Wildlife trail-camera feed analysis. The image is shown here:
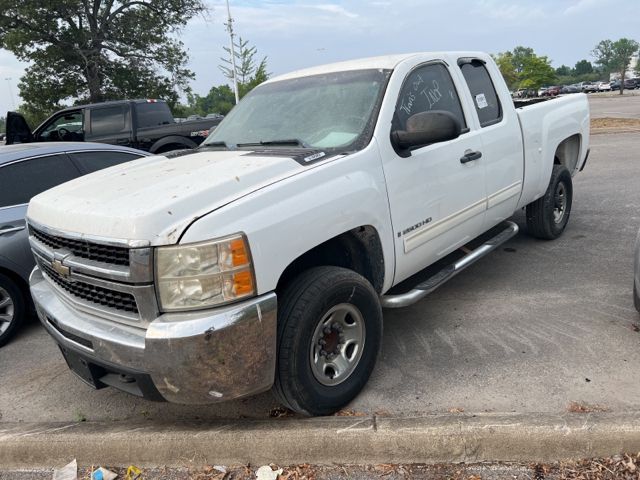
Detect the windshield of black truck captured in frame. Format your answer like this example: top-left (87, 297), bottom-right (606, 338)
top-left (204, 69), bottom-right (391, 151)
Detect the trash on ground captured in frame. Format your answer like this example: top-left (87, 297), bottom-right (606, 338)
top-left (125, 465), bottom-right (142, 480)
top-left (213, 466), bottom-right (227, 474)
top-left (91, 467), bottom-right (117, 480)
top-left (255, 465), bottom-right (283, 480)
top-left (52, 459), bottom-right (77, 480)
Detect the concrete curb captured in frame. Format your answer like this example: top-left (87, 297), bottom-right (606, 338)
top-left (2, 412), bottom-right (640, 468)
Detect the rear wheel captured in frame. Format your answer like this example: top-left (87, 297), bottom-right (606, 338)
top-left (526, 164), bottom-right (573, 240)
top-left (0, 273), bottom-right (26, 347)
top-left (273, 266), bottom-right (383, 416)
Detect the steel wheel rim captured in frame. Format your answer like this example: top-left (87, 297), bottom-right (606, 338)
top-left (0, 286), bottom-right (15, 335)
top-left (553, 182), bottom-right (567, 224)
top-left (310, 303), bottom-right (366, 387)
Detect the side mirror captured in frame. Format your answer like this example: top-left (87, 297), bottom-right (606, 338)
top-left (391, 110), bottom-right (462, 152)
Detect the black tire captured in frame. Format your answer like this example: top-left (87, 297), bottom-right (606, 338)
top-left (273, 266), bottom-right (383, 416)
top-left (526, 164), bottom-right (573, 240)
top-left (634, 280), bottom-right (640, 314)
top-left (0, 273), bottom-right (26, 348)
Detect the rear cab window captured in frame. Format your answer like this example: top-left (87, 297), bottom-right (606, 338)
top-left (134, 102), bottom-right (174, 129)
top-left (392, 62), bottom-right (467, 133)
top-left (459, 59), bottom-right (502, 127)
top-left (88, 105), bottom-right (130, 137)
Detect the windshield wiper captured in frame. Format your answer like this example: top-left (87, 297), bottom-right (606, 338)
top-left (199, 141), bottom-right (233, 150)
top-left (236, 139), bottom-right (310, 148)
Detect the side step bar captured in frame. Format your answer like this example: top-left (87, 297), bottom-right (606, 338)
top-left (381, 221), bottom-right (519, 309)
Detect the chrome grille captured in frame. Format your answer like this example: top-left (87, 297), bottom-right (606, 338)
top-left (40, 261), bottom-right (139, 315)
top-left (31, 226), bottom-right (130, 266)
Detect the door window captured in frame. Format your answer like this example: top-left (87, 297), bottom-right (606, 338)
top-left (69, 150), bottom-right (143, 174)
top-left (39, 112), bottom-right (84, 141)
top-left (0, 155), bottom-right (80, 208)
top-left (135, 102), bottom-right (174, 128)
top-left (393, 63), bottom-right (467, 132)
top-left (460, 60), bottom-right (502, 127)
top-left (90, 106), bottom-right (128, 136)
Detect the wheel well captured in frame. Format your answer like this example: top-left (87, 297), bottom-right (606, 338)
top-left (276, 226), bottom-right (385, 294)
top-left (554, 134), bottom-right (581, 171)
top-left (0, 266), bottom-right (29, 303)
top-left (154, 143), bottom-right (187, 154)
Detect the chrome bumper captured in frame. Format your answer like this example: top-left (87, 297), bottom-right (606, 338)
top-left (30, 267), bottom-right (278, 404)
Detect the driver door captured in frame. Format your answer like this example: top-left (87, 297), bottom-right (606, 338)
top-left (382, 62), bottom-right (487, 284)
top-left (34, 110), bottom-right (84, 142)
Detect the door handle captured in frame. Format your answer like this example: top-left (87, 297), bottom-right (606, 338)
top-left (460, 150), bottom-right (482, 164)
top-left (0, 226), bottom-right (25, 236)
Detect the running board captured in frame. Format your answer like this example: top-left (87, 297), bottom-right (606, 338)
top-left (381, 221), bottom-right (519, 309)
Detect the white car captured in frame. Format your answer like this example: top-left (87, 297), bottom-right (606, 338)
top-left (27, 51), bottom-right (590, 415)
top-left (598, 81), bottom-right (612, 92)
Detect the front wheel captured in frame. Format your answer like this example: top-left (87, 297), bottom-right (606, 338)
top-left (526, 164), bottom-right (573, 240)
top-left (273, 267), bottom-right (383, 416)
top-left (0, 273), bottom-right (26, 347)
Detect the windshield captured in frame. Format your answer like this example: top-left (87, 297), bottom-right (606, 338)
top-left (204, 69), bottom-right (391, 151)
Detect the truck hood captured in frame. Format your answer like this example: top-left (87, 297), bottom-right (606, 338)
top-left (27, 149), bottom-right (305, 245)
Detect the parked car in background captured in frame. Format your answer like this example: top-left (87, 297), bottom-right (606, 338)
top-left (610, 80), bottom-right (622, 91)
top-left (598, 82), bottom-right (612, 92)
top-left (6, 99), bottom-right (223, 154)
top-left (0, 142), bottom-right (149, 346)
top-left (583, 83), bottom-right (600, 93)
top-left (561, 85), bottom-right (579, 94)
top-left (537, 87), bottom-right (548, 97)
top-left (544, 86), bottom-right (562, 96)
top-left (624, 78), bottom-right (638, 89)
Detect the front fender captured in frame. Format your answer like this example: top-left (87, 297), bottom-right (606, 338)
top-left (179, 148), bottom-right (396, 294)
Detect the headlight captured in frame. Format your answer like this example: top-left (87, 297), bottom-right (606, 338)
top-left (156, 234), bottom-right (255, 311)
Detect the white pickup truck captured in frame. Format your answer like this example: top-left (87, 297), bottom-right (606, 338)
top-left (27, 52), bottom-right (589, 415)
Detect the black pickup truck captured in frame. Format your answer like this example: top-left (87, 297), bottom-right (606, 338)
top-left (5, 99), bottom-right (222, 154)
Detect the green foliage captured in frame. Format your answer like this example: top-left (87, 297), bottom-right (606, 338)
top-left (574, 59), bottom-right (594, 75)
top-left (555, 65), bottom-right (571, 76)
top-left (494, 47), bottom-right (555, 90)
top-left (519, 55), bottom-right (556, 90)
top-left (185, 84), bottom-right (236, 117)
top-left (492, 52), bottom-right (518, 88)
top-left (0, 0), bottom-right (206, 118)
top-left (592, 38), bottom-right (639, 75)
top-left (219, 37), bottom-right (269, 97)
top-left (0, 116), bottom-right (5, 133)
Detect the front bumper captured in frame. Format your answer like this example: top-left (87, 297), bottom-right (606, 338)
top-left (30, 267), bottom-right (278, 404)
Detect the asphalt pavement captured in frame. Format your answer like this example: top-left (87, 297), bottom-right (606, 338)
top-left (1, 130), bottom-right (639, 425)
top-left (589, 92), bottom-right (640, 118)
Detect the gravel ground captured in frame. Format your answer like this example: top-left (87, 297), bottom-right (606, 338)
top-left (3, 454), bottom-right (640, 480)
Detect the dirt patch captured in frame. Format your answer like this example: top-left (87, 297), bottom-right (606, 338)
top-left (591, 117), bottom-right (640, 134)
top-left (567, 401), bottom-right (609, 413)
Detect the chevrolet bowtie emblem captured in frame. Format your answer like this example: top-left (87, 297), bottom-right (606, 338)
top-left (52, 259), bottom-right (70, 278)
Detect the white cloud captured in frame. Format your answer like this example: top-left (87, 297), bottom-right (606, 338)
top-left (310, 4), bottom-right (359, 18)
top-left (564, 0), bottom-right (603, 15)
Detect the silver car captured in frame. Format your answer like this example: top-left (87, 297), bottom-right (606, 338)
top-left (0, 142), bottom-right (148, 346)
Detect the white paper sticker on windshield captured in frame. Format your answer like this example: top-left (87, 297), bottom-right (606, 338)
top-left (475, 93), bottom-right (488, 109)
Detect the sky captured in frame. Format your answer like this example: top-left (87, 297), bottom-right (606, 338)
top-left (0, 0), bottom-right (638, 115)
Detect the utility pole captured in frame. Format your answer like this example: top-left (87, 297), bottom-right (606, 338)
top-left (5, 77), bottom-right (15, 109)
top-left (225, 0), bottom-right (240, 105)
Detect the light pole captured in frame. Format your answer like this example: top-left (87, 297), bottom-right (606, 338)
top-left (5, 77), bottom-right (16, 110)
top-left (225, 0), bottom-right (240, 105)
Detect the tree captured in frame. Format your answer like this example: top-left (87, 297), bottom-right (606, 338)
top-left (186, 85), bottom-right (236, 117)
top-left (494, 47), bottom-right (555, 91)
top-left (0, 0), bottom-right (206, 116)
top-left (519, 55), bottom-right (556, 90)
top-left (219, 37), bottom-right (269, 100)
top-left (574, 59), bottom-right (593, 75)
top-left (555, 65), bottom-right (572, 76)
top-left (493, 52), bottom-right (518, 89)
top-left (592, 38), bottom-right (640, 94)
